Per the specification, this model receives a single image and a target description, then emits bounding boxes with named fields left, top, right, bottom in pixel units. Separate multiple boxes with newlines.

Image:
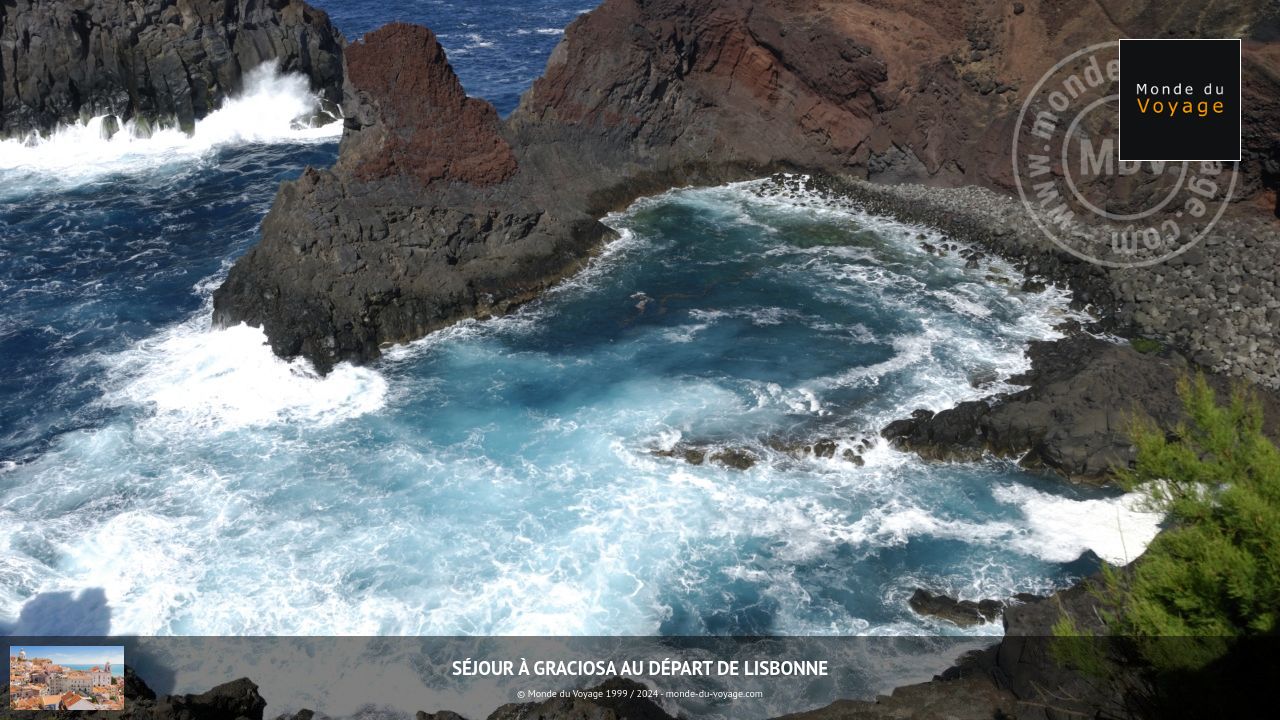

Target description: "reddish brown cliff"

left=213, top=0, right=1280, bottom=373
left=341, top=24, right=517, bottom=187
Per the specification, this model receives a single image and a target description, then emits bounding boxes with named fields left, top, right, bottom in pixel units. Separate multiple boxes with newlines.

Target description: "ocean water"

left=55, top=664, right=124, bottom=677
left=0, top=0, right=1161, bottom=640
left=319, top=0, right=594, bottom=116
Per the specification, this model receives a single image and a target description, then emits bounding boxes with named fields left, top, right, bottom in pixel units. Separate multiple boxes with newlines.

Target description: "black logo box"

left=1119, top=38, right=1241, bottom=162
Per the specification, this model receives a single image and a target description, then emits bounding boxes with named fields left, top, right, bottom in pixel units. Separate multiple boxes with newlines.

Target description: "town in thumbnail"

left=8, top=646, right=125, bottom=711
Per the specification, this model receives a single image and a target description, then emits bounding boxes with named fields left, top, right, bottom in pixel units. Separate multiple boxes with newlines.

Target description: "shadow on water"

left=2, top=588, right=178, bottom=694
left=0, top=588, right=111, bottom=635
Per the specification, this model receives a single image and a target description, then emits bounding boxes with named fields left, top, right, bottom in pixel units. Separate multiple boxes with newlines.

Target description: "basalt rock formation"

left=0, top=0, right=344, bottom=137
left=213, top=22, right=605, bottom=372
left=213, top=0, right=1280, bottom=373
left=881, top=333, right=1280, bottom=483
left=907, top=588, right=1010, bottom=627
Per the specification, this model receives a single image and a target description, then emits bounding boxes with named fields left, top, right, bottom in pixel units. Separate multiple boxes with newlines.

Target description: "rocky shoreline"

left=201, top=3, right=1279, bottom=715
left=818, top=175, right=1280, bottom=389
left=0, top=0, right=345, bottom=138
left=744, top=173, right=1280, bottom=483
left=881, top=332, right=1280, bottom=482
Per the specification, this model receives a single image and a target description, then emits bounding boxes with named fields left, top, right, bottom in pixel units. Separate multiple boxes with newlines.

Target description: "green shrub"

left=1130, top=337, right=1164, bottom=354
left=1057, top=374, right=1280, bottom=673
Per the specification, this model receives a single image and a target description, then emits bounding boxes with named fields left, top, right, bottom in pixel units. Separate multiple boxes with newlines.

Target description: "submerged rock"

left=653, top=444, right=759, bottom=470
left=709, top=447, right=758, bottom=470
left=655, top=434, right=871, bottom=472
left=765, top=435, right=872, bottom=465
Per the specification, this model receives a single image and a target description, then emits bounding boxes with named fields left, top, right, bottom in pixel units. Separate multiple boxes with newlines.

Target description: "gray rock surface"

left=0, top=0, right=344, bottom=137
left=881, top=332, right=1280, bottom=483
left=907, top=589, right=1006, bottom=627
left=826, top=175, right=1280, bottom=389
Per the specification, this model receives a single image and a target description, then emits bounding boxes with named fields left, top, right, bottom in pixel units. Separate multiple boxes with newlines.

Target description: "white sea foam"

left=98, top=315, right=387, bottom=433
left=0, top=63, right=340, bottom=185
left=995, top=483, right=1163, bottom=565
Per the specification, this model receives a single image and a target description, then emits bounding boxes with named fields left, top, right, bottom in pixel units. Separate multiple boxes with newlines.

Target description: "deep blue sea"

left=54, top=664, right=124, bottom=677
left=0, top=0, right=1159, bottom=645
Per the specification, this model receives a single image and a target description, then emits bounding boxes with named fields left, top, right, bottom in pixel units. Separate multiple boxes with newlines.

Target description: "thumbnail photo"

left=8, top=646, right=125, bottom=711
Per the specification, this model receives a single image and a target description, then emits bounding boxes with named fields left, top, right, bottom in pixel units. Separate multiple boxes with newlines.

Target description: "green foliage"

left=1129, top=337, right=1165, bottom=354
left=1066, top=374, right=1280, bottom=672
left=1049, top=612, right=1110, bottom=678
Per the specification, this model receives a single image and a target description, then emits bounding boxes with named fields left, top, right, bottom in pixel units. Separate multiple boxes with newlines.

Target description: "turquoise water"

left=0, top=171, right=1158, bottom=636
left=0, top=0, right=1162, bottom=640
left=57, top=664, right=123, bottom=677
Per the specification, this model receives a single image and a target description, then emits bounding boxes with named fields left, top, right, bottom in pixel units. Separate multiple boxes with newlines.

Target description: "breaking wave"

left=0, top=63, right=341, bottom=189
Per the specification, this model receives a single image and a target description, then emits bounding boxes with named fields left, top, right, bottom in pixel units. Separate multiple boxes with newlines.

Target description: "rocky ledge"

left=818, top=174, right=1280, bottom=389
left=753, top=171, right=1280, bottom=482
left=0, top=0, right=344, bottom=138
left=906, top=588, right=1038, bottom=627
left=213, top=0, right=1280, bottom=374
left=882, top=333, right=1280, bottom=482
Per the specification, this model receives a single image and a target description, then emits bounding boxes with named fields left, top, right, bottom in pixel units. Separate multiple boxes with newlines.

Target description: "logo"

left=1012, top=42, right=1238, bottom=268
left=1119, top=39, right=1241, bottom=162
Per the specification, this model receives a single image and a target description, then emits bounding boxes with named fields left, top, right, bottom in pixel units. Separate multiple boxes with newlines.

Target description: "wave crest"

left=0, top=63, right=341, bottom=185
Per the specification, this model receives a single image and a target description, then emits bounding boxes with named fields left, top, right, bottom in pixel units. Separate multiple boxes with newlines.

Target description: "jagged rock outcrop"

left=212, top=0, right=1280, bottom=373
left=0, top=0, right=344, bottom=137
left=341, top=24, right=517, bottom=187
left=141, top=677, right=268, bottom=720
left=213, top=22, right=606, bottom=371
left=907, top=588, right=1012, bottom=627
left=881, top=334, right=1280, bottom=482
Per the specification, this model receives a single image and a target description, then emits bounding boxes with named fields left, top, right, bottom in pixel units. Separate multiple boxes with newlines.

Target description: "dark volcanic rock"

left=653, top=444, right=759, bottom=470
left=0, top=0, right=344, bottom=137
left=883, top=334, right=1280, bottom=483
left=123, top=666, right=158, bottom=702
left=709, top=447, right=758, bottom=470
left=786, top=574, right=1124, bottom=720
left=908, top=589, right=1004, bottom=627
left=654, top=435, right=870, bottom=471
left=154, top=678, right=268, bottom=720
left=419, top=712, right=467, bottom=720
left=213, top=22, right=606, bottom=373
left=213, top=0, right=1280, bottom=373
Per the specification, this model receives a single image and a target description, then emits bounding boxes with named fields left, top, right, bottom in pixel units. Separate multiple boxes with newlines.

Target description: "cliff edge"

left=0, top=0, right=345, bottom=137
